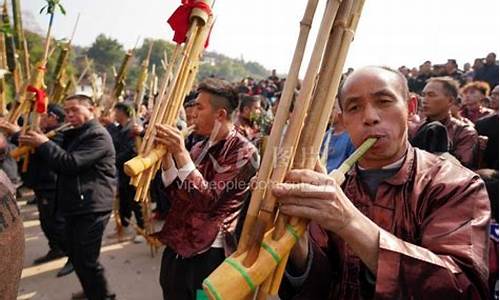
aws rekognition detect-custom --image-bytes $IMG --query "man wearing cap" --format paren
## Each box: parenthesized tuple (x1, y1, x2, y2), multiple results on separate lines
(19, 94, 116, 300)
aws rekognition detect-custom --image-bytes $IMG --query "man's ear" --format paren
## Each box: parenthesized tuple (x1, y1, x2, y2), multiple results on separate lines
(408, 94, 418, 115)
(216, 108, 228, 121)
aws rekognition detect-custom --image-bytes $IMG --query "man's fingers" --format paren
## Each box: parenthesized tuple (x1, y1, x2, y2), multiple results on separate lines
(278, 197, 329, 210)
(278, 204, 324, 221)
(272, 182, 336, 200)
(284, 169, 335, 186)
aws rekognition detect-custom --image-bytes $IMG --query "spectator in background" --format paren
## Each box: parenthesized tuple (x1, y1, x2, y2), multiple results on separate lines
(461, 81, 494, 123)
(444, 59, 465, 85)
(463, 62, 475, 83)
(235, 94, 262, 144)
(418, 77, 478, 168)
(184, 100, 205, 151)
(409, 61, 432, 94)
(475, 85, 499, 170)
(474, 52, 499, 89)
(450, 95, 475, 126)
(320, 103, 355, 173)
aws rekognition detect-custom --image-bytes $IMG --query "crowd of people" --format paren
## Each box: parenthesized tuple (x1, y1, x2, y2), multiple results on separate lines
(0, 52, 498, 300)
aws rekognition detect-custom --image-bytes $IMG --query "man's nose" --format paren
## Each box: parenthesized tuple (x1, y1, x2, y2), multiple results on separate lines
(362, 104, 381, 126)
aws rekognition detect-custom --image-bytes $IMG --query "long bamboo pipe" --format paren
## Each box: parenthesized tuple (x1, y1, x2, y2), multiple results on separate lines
(259, 1, 356, 296)
(236, 0, 319, 256)
(243, 0, 342, 268)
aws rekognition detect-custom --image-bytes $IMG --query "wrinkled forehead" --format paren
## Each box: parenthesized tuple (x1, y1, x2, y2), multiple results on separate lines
(340, 68, 404, 104)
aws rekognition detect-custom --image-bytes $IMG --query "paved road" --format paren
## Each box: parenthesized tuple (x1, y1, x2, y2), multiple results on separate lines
(17, 199, 164, 300)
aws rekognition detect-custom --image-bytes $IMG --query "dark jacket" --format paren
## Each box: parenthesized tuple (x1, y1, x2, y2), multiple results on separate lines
(109, 122, 137, 186)
(37, 119, 117, 216)
(11, 130, 64, 192)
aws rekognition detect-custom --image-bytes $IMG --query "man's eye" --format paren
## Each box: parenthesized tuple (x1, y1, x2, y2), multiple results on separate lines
(347, 105, 359, 112)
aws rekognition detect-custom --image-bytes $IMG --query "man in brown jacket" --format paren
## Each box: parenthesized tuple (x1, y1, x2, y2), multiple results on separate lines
(276, 66, 490, 299)
(414, 76, 479, 168)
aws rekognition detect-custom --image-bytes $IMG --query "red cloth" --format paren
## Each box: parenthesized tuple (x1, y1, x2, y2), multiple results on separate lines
(167, 0, 212, 46)
(26, 85, 47, 113)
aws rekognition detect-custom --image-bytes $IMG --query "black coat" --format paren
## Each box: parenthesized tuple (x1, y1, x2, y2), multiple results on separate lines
(109, 122, 137, 186)
(37, 119, 117, 216)
(11, 130, 64, 192)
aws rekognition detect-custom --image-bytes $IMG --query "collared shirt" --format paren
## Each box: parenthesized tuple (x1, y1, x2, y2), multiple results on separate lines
(155, 127, 259, 257)
(280, 145, 490, 299)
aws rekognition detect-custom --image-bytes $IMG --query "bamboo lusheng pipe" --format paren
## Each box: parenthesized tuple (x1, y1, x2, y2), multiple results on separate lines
(1, 2, 22, 95)
(123, 1, 213, 252)
(11, 0, 29, 82)
(10, 122, 72, 160)
(134, 42, 154, 109)
(242, 0, 342, 269)
(112, 50, 133, 101)
(236, 0, 320, 257)
(203, 138, 377, 300)
(124, 11, 213, 178)
(267, 1, 365, 295)
(255, 2, 356, 297)
(50, 46, 70, 103)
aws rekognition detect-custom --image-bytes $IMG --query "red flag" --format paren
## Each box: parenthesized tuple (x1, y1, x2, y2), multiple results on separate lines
(27, 85, 48, 113)
(167, 0, 212, 46)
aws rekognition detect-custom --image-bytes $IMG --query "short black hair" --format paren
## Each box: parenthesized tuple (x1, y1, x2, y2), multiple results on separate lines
(114, 102, 134, 118)
(426, 76, 460, 99)
(65, 94, 94, 106)
(198, 78, 238, 116)
(239, 95, 261, 112)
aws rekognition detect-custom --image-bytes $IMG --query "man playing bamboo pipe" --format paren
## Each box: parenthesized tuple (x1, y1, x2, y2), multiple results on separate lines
(154, 78, 259, 300)
(275, 66, 490, 299)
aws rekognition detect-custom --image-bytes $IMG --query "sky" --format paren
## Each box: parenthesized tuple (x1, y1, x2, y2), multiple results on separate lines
(19, 0, 500, 75)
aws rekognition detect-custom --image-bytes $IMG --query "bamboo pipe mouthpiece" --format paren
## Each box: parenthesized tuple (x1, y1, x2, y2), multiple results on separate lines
(123, 147, 167, 177)
(203, 224, 306, 300)
(10, 145, 31, 160)
(190, 0, 213, 26)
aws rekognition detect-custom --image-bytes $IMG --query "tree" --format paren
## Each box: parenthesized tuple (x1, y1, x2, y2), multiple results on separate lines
(87, 34, 125, 75)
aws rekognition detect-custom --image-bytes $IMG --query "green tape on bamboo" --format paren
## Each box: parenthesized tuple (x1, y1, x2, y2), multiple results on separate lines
(261, 241, 281, 265)
(224, 258, 256, 291)
(286, 224, 300, 242)
(202, 279, 222, 300)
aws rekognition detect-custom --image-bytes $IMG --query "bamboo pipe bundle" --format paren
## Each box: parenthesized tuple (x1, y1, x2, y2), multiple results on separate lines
(132, 15, 213, 205)
(243, 0, 343, 268)
(203, 0, 367, 298)
(122, 1, 214, 252)
(203, 138, 375, 300)
(236, 0, 320, 256)
(264, 1, 366, 294)
(124, 3, 213, 178)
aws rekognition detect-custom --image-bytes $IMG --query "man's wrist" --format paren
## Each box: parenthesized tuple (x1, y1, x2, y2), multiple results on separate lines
(173, 149, 192, 168)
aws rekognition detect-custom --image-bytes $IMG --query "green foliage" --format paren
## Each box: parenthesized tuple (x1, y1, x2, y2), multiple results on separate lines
(87, 34, 126, 75)
(39, 0, 66, 16)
